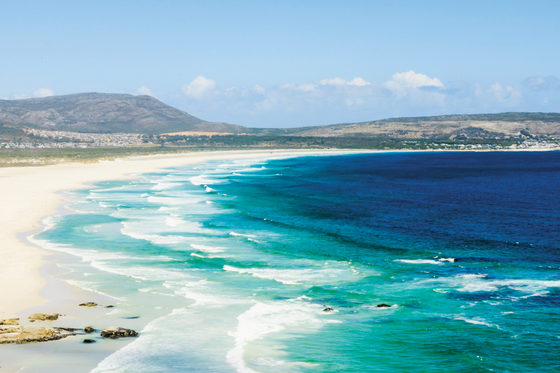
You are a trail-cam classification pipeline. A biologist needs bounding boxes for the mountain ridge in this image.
[1,92,559,139]
[0,92,247,134]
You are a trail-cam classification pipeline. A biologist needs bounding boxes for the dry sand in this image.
[0,149,353,319]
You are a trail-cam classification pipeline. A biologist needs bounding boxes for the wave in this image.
[226,300,340,373]
[230,232,257,238]
[191,244,225,253]
[189,175,225,186]
[395,259,444,265]
[222,264,356,285]
[454,316,500,329]
[150,181,181,190]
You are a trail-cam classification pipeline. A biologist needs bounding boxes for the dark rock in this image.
[56,327,78,332]
[376,304,392,308]
[84,326,96,333]
[122,316,139,319]
[101,327,138,339]
[79,302,98,307]
[83,339,96,344]
[105,305,114,308]
[323,308,334,312]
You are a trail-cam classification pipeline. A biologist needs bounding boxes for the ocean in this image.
[30,151,560,372]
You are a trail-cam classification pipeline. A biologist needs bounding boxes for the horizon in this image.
[2,1,559,127]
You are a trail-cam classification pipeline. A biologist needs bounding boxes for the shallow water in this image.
[32,152,560,372]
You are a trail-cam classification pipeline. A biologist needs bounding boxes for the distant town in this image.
[0,127,559,151]
[2,128,146,149]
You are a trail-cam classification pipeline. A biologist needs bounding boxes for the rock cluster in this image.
[0,325,73,344]
[0,303,138,345]
[101,327,138,339]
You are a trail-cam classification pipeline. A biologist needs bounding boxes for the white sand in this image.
[0,149,353,318]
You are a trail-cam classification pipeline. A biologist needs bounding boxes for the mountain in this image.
[282,113,560,139]
[1,93,559,139]
[0,93,247,134]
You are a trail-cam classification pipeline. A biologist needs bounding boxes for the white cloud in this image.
[347,78,371,87]
[134,86,156,97]
[488,83,521,105]
[522,75,560,91]
[280,82,317,92]
[320,77,371,86]
[33,87,54,98]
[253,84,265,94]
[181,76,216,99]
[384,70,443,99]
[320,77,347,86]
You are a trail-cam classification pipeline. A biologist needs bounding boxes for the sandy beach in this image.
[0,149,355,320]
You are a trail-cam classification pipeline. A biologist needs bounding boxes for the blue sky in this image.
[1,0,559,127]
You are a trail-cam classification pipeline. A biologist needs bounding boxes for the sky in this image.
[1,0,559,128]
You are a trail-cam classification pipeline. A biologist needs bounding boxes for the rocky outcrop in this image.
[0,325,74,344]
[79,302,98,307]
[323,308,335,312]
[83,339,96,344]
[100,327,138,339]
[84,326,96,333]
[0,318,19,325]
[28,313,60,322]
[376,304,392,308]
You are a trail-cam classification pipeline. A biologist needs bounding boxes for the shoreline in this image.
[2,147,558,318]
[0,148,558,372]
[0,149,360,320]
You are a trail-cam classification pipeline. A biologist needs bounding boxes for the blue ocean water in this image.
[34,152,560,372]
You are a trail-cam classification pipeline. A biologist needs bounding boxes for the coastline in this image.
[1,148,558,372]
[0,149,359,320]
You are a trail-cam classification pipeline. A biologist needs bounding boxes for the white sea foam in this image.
[191,244,225,253]
[151,182,181,190]
[223,265,353,285]
[189,175,224,186]
[454,316,499,329]
[395,259,444,265]
[168,280,250,307]
[120,229,191,245]
[165,216,184,227]
[226,300,340,373]
[230,232,257,238]
[439,258,456,263]
[147,196,204,205]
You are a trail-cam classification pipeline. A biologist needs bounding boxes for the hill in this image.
[0,93,246,134]
[282,112,560,139]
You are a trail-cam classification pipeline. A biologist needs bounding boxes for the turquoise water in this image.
[34,152,560,372]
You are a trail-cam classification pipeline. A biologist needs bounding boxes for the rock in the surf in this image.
[101,327,138,339]
[376,304,392,308]
[56,327,78,332]
[79,302,98,307]
[84,326,96,333]
[323,308,335,312]
[83,339,96,344]
[28,313,60,322]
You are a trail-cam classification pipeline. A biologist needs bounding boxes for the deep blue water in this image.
[34,151,560,372]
